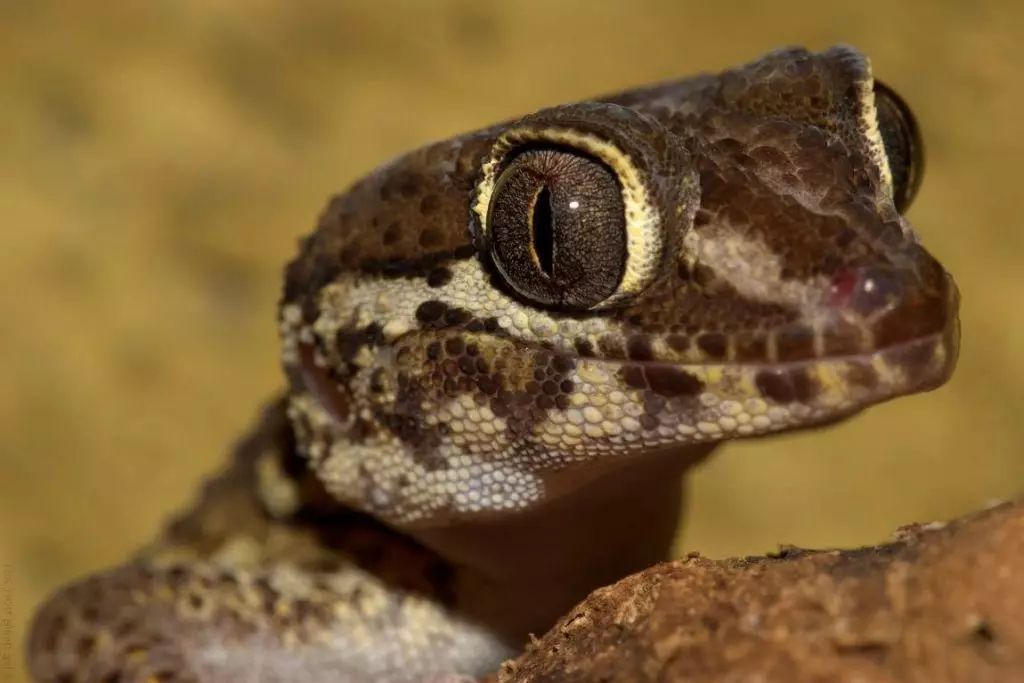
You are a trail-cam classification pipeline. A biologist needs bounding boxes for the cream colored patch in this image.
[687,224,837,329]
[255,447,302,519]
[278,303,305,365]
[316,260,619,361]
[853,56,894,197]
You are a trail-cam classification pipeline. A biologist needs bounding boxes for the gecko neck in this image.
[410,443,718,644]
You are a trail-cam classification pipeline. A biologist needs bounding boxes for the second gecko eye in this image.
[873,80,924,214]
[486,147,627,310]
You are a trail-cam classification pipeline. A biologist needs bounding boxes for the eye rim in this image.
[471,115,666,312]
[873,79,925,213]
[483,145,629,310]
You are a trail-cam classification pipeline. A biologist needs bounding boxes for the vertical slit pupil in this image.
[533,186,554,277]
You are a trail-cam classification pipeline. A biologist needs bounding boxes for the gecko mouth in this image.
[518,268,961,439]
[797,267,961,405]
[592,269,961,429]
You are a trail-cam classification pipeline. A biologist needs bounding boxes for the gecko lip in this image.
[745,269,958,411]
[882,271,960,392]
[795,267,958,407]
[734,264,961,410]
[580,272,960,423]
[852,268,960,394]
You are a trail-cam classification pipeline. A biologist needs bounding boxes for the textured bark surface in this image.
[486,498,1024,683]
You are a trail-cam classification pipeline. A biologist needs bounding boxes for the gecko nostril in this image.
[825,267,906,316]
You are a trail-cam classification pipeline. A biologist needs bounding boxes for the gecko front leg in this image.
[27,397,514,683]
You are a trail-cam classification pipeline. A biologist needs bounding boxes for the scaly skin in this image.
[26,45,959,683]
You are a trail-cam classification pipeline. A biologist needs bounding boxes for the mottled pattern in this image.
[27,45,959,683]
[281,45,957,527]
[28,399,511,683]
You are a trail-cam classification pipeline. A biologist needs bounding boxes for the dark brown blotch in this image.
[491,392,512,417]
[666,334,690,353]
[645,366,704,399]
[290,598,316,622]
[252,576,279,606]
[774,324,817,362]
[415,300,475,329]
[419,194,441,215]
[457,356,476,375]
[369,368,387,394]
[379,169,425,201]
[477,375,498,395]
[75,635,96,659]
[696,332,729,361]
[755,370,792,404]
[574,337,595,357]
[381,413,445,469]
[426,266,453,288]
[481,348,576,438]
[732,332,768,362]
[755,368,820,404]
[444,307,473,326]
[350,417,380,443]
[186,592,205,611]
[335,323,384,365]
[627,335,655,361]
[790,370,818,403]
[415,300,447,325]
[444,338,465,356]
[382,221,402,246]
[622,365,647,390]
[551,355,575,374]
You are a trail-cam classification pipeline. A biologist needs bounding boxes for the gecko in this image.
[26,45,959,683]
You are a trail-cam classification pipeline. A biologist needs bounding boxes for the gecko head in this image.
[278,47,958,524]
[464,67,958,452]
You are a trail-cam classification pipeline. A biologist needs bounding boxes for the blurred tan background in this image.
[2,1,1022,680]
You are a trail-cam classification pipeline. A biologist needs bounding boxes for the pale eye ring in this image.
[470,102,699,312]
[873,80,924,213]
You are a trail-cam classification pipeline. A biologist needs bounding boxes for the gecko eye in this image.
[471,102,698,312]
[486,147,627,309]
[873,80,924,213]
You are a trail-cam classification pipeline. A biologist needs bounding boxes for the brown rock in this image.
[487,499,1024,683]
